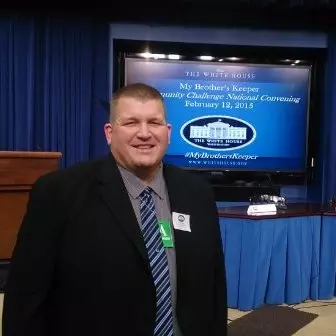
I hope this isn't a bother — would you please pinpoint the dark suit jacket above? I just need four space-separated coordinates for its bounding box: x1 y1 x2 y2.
2 154 227 336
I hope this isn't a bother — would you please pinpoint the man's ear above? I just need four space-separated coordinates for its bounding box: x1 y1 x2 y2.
104 123 112 145
167 123 172 144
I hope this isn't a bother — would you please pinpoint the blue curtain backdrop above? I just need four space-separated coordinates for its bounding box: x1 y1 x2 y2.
322 32 336 203
0 15 109 167
1 14 336 202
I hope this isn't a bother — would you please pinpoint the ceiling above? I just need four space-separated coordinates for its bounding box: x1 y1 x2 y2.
1 1 336 30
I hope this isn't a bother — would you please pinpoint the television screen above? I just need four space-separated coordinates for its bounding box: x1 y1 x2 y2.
124 57 311 172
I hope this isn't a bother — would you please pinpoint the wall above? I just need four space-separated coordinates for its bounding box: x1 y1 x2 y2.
109 23 328 203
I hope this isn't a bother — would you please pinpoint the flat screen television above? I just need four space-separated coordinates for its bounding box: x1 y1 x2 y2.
113 39 325 197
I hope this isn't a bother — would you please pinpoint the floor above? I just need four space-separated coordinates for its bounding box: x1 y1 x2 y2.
228 299 336 335
1 294 336 335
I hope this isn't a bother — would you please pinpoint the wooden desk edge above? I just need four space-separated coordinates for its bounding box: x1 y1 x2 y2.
0 151 62 159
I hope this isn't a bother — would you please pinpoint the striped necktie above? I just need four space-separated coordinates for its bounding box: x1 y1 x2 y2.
139 187 173 336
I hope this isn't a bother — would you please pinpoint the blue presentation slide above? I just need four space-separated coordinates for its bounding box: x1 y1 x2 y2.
125 58 311 171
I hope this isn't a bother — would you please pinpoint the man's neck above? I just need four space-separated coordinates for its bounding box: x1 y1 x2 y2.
133 165 162 185
117 163 162 185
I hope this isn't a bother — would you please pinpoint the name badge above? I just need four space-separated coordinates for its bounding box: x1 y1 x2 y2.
172 212 191 232
158 220 174 248
247 204 277 215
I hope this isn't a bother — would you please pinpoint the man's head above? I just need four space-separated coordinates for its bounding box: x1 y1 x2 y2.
104 83 171 182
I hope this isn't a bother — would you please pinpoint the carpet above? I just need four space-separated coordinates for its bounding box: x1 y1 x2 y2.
228 305 318 336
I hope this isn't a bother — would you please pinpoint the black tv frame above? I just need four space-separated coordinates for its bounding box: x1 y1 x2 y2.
112 39 326 201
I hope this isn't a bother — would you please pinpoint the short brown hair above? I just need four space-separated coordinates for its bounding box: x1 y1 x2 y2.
109 83 164 122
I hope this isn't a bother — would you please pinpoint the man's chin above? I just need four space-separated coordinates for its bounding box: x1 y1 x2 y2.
133 159 162 170
134 161 156 168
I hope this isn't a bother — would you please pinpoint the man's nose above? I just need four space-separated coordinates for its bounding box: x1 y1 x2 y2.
137 123 151 137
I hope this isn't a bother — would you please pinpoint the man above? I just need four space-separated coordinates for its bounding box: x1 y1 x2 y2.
2 83 227 336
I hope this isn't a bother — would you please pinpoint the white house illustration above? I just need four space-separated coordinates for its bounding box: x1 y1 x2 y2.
190 119 247 140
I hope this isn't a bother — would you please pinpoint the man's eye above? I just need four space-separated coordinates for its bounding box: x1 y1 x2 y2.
124 121 137 126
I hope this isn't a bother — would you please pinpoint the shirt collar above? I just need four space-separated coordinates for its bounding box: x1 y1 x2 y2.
117 164 165 200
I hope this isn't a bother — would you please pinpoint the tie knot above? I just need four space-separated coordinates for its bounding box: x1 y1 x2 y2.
140 187 152 199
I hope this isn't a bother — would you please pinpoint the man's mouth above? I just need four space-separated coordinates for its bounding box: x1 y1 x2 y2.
134 145 155 149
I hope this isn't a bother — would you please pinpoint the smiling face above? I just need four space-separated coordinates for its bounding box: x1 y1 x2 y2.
104 96 171 182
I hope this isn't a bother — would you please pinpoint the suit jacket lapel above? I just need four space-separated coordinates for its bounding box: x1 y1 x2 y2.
96 154 149 268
